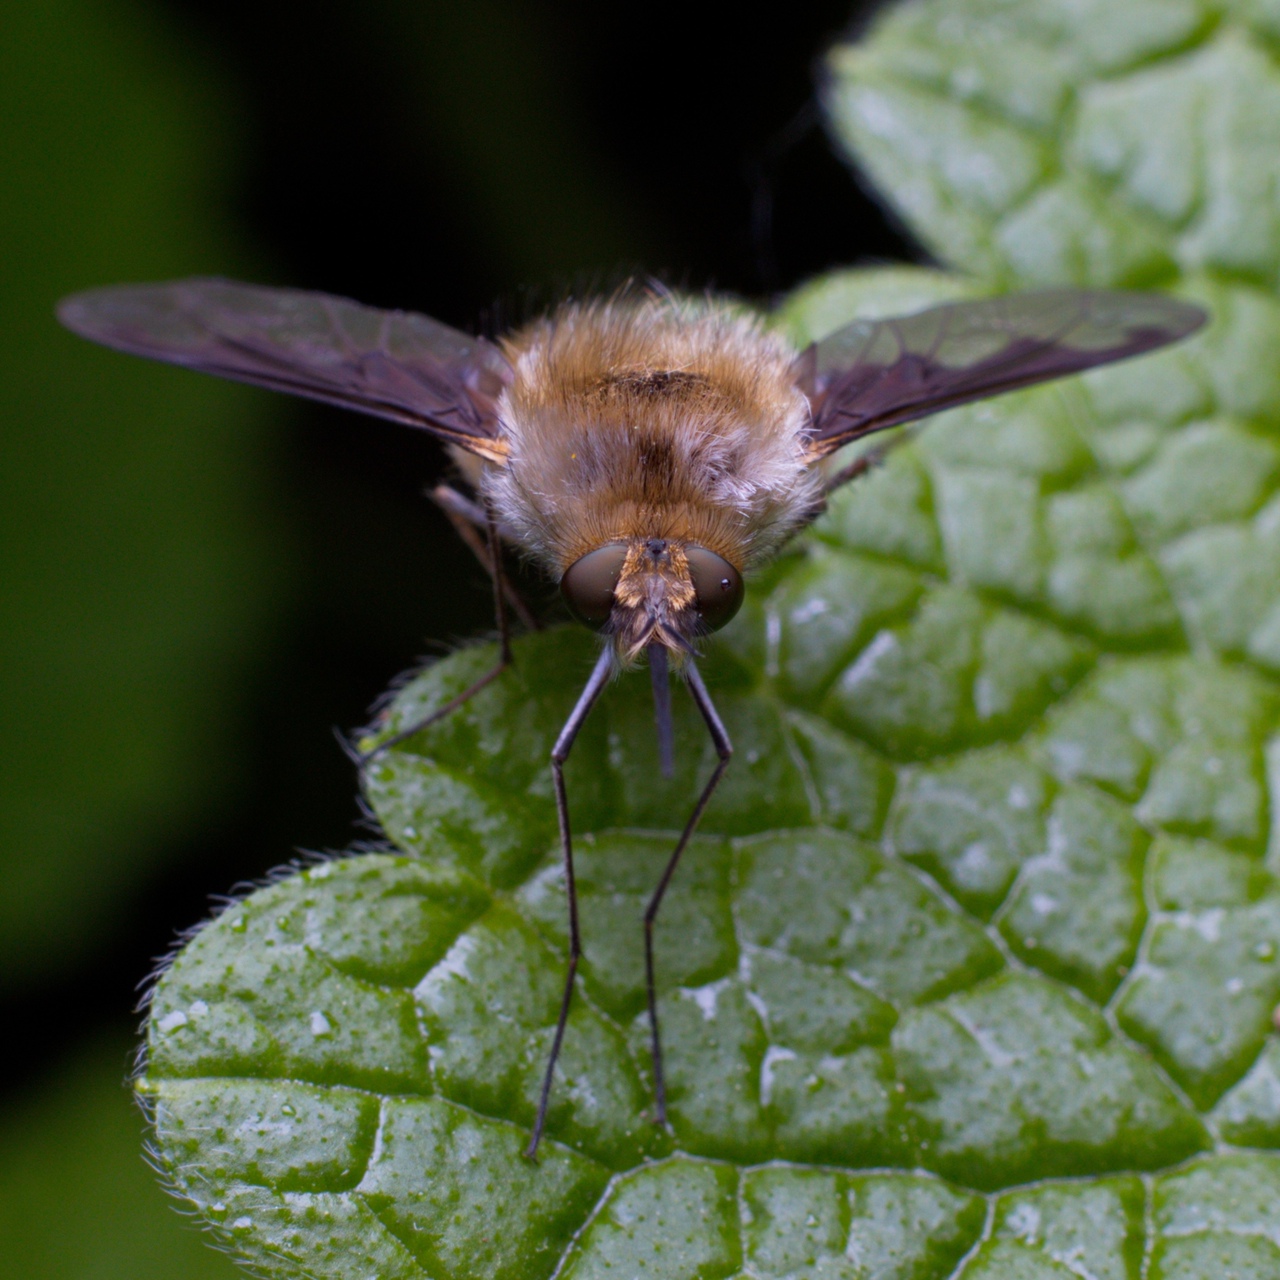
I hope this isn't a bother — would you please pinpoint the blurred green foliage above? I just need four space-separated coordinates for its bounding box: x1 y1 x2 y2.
367 1 653 283
0 0 287 993
0 0 287 1270
0 1037 241 1278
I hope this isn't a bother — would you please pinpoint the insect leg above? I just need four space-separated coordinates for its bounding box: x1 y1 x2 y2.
430 483 540 631
643 658 733 1125
821 424 919 496
359 512 514 764
430 482 490 530
526 645 615 1160
648 643 676 780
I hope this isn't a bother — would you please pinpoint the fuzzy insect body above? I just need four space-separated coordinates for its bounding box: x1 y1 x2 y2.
487 295 820 660
57 276 1207 1157
492 298 818 571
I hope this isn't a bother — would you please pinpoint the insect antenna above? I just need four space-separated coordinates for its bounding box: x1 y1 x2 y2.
648 643 676 780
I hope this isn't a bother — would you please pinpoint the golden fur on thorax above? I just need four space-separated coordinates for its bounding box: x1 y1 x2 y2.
481 294 821 576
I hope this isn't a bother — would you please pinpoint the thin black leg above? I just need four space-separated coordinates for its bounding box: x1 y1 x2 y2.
359 512 514 765
643 658 733 1125
487 511 513 668
525 644 615 1160
430 484 540 631
822 425 920 496
430 482 490 530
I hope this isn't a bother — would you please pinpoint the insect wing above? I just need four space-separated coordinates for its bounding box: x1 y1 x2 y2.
57 278 512 461
803 289 1206 459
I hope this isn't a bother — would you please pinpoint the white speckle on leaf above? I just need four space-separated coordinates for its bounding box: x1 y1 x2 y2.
764 610 782 681
1187 909 1224 943
566 1075 599 1111
1007 784 1032 810
157 1011 188 1033
1004 1202 1041 1242
854 89 899 137
309 1011 333 1037
422 932 479 991
839 631 899 691
949 1007 1016 1069
744 988 771 1027
791 598 829 625
760 1046 797 1108
957 842 991 875
686 982 727 1021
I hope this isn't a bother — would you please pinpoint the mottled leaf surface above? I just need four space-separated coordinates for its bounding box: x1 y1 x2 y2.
142 1 1280 1276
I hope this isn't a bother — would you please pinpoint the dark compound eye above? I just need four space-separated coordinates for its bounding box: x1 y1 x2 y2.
561 543 628 629
686 546 744 631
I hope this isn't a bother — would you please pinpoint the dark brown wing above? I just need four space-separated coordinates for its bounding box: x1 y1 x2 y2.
801 289 1207 461
57 278 513 462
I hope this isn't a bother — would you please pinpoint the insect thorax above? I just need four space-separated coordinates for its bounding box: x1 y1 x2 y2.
484 295 821 576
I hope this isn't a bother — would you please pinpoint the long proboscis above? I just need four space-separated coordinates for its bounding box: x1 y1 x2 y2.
648 643 676 780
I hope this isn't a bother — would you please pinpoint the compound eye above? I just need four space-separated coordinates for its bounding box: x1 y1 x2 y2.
561 544 628 629
686 546 744 631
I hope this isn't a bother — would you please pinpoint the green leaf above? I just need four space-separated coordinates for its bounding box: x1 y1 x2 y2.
140 1 1280 1277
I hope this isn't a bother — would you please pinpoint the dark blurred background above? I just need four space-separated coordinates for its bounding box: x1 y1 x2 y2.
0 0 908 1271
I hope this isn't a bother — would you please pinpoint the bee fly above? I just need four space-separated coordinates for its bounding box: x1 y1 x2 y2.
58 278 1205 1156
